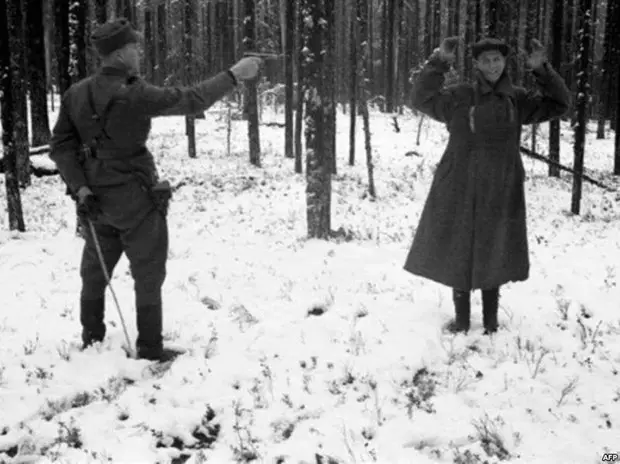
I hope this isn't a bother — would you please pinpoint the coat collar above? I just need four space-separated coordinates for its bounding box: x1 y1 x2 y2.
99 64 138 79
100 66 131 77
474 70 515 98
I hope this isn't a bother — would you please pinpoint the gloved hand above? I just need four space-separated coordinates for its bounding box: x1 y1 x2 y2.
76 186 102 221
229 56 263 81
526 38 546 71
436 36 460 64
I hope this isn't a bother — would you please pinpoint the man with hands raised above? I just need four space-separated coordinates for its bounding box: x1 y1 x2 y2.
404 36 570 335
50 18 263 362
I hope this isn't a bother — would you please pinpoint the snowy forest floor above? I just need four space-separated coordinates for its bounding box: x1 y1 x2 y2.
1 102 620 464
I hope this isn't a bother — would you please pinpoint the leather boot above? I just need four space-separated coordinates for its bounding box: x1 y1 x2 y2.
482 287 499 335
135 303 184 362
81 297 106 349
445 289 470 333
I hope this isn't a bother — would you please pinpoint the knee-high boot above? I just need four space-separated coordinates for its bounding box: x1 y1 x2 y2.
445 289 470 333
482 287 499 334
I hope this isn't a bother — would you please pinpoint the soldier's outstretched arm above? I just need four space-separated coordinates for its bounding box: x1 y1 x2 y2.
49 92 88 196
135 57 263 118
137 71 237 118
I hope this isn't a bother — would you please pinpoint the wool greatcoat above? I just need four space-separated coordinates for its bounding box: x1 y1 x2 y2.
404 53 570 291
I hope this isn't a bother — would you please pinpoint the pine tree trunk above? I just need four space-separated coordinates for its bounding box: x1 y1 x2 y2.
349 13 357 167
144 4 153 81
1 0 26 230
571 0 593 214
598 0 616 139
284 0 295 158
294 0 303 174
54 0 71 96
183 0 196 158
325 0 337 174
156 2 167 86
302 0 332 238
244 0 261 167
9 0 30 188
74 0 88 80
385 0 396 113
26 0 51 147
548 0 563 177
615 64 620 174
357 0 375 199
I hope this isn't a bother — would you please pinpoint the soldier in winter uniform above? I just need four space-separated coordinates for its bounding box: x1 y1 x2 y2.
404 37 570 334
50 19 263 361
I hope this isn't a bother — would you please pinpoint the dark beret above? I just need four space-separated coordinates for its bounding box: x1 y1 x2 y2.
91 18 139 56
472 38 510 59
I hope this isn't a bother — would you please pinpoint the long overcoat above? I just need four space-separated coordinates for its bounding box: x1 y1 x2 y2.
404 54 570 291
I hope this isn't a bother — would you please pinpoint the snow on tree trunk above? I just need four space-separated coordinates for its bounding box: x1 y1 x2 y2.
26 0 51 148
571 0 594 214
1 0 26 231
302 0 332 239
244 0 261 167
73 0 88 81
548 0 563 177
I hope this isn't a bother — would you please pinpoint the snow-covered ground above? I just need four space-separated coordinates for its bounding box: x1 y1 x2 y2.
1 100 619 464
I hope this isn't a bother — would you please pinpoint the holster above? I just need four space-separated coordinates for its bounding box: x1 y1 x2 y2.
150 180 172 217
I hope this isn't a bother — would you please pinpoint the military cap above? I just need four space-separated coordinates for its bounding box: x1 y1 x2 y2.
472 38 510 59
91 18 139 56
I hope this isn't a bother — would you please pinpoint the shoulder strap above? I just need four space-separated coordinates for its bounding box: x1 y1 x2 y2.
86 76 134 147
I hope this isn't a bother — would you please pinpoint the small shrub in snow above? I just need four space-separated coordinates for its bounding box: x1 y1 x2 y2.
191 405 220 449
401 367 437 418
56 341 71 362
231 400 260 462
452 448 486 464
23 336 39 355
471 415 511 461
515 336 549 379
556 376 579 407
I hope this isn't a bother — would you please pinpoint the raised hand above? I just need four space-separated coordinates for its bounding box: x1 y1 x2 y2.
526 39 546 70
229 56 263 81
437 36 460 63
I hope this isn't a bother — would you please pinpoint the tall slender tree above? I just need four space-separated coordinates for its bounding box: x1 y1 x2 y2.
284 0 295 159
294 0 303 174
26 0 51 147
54 0 71 96
302 0 332 238
244 0 261 167
548 0 564 177
571 0 594 214
184 0 197 158
1 0 26 230
8 0 30 187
